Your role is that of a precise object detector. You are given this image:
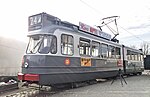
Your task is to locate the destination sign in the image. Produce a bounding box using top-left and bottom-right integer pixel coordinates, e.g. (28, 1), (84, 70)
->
(28, 14), (42, 31)
(79, 22), (111, 40)
(29, 14), (42, 26)
(28, 13), (60, 31)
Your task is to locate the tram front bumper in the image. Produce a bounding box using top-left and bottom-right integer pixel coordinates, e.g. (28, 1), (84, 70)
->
(18, 72), (39, 81)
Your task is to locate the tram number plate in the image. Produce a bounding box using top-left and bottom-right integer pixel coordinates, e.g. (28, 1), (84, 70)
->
(81, 58), (91, 66)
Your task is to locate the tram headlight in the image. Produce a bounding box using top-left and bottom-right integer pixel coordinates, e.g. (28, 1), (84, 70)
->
(24, 62), (29, 68)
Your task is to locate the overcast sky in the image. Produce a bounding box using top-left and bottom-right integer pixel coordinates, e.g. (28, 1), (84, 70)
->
(0, 0), (150, 47)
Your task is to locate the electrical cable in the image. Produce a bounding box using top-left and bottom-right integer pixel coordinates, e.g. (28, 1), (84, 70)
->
(80, 0), (150, 44)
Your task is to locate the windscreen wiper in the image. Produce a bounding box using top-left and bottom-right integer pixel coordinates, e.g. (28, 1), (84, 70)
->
(30, 37), (44, 53)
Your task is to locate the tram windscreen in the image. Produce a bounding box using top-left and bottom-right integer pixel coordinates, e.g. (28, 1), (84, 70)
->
(26, 35), (57, 54)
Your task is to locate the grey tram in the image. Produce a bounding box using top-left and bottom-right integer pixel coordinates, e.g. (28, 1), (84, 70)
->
(18, 12), (144, 86)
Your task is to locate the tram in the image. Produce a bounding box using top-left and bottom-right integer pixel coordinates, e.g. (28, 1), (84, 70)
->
(18, 12), (144, 86)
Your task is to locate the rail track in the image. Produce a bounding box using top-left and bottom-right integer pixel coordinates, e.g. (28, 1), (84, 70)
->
(0, 85), (39, 97)
(0, 79), (99, 97)
(0, 82), (76, 97)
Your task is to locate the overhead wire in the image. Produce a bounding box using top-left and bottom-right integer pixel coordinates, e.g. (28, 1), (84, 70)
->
(79, 0), (150, 44)
(119, 25), (150, 44)
(80, 0), (104, 16)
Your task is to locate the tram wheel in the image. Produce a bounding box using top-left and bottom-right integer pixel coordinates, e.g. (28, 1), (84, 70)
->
(138, 72), (142, 75)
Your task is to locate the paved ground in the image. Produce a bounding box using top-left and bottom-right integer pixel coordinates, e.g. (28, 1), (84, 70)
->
(38, 74), (150, 97)
(1, 74), (150, 97)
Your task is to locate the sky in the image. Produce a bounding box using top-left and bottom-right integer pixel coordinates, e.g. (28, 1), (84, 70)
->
(0, 0), (150, 48)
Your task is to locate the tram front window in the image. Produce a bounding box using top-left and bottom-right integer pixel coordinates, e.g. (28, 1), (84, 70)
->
(27, 35), (57, 54)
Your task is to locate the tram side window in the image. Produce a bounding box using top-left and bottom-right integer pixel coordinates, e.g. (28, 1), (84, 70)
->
(127, 50), (131, 60)
(131, 51), (135, 60)
(61, 34), (73, 55)
(79, 38), (90, 56)
(134, 53), (138, 61)
(91, 41), (100, 57)
(141, 54), (143, 61)
(116, 47), (121, 59)
(50, 36), (57, 54)
(101, 44), (108, 58)
(108, 46), (116, 59)
(138, 54), (141, 61)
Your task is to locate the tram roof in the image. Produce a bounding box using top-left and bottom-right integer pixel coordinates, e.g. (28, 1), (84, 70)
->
(28, 12), (112, 40)
(123, 45), (143, 53)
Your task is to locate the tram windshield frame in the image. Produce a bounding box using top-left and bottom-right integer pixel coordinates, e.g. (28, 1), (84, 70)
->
(26, 34), (57, 54)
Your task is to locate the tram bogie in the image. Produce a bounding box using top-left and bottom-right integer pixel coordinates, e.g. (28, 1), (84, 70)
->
(18, 12), (144, 86)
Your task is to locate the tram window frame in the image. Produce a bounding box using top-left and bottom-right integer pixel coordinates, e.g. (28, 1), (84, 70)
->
(79, 38), (91, 56)
(116, 47), (121, 59)
(38, 35), (57, 54)
(138, 54), (141, 61)
(101, 43), (108, 58)
(50, 36), (57, 54)
(61, 34), (74, 55)
(131, 51), (135, 60)
(91, 41), (100, 57)
(134, 53), (138, 61)
(27, 35), (57, 54)
(26, 35), (43, 54)
(108, 45), (116, 59)
(141, 54), (143, 61)
(127, 50), (131, 60)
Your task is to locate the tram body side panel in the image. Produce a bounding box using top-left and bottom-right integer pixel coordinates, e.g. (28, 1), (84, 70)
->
(22, 55), (119, 85)
(125, 60), (144, 74)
